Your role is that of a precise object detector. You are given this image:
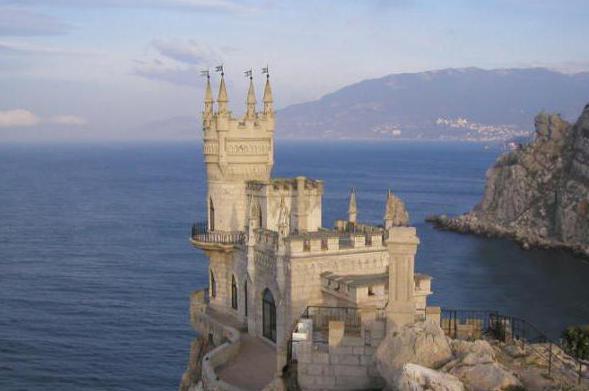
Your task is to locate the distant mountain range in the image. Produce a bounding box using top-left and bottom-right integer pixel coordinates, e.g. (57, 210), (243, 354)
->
(276, 67), (589, 142)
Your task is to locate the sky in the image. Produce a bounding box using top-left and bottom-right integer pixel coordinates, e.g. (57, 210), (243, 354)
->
(1, 0), (589, 141)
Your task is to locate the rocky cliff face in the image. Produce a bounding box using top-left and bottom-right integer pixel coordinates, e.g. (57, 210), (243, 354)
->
(429, 104), (589, 256)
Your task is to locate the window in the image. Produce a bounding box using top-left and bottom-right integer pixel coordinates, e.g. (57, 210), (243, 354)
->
(210, 270), (216, 298)
(231, 275), (238, 310)
(368, 286), (375, 296)
(262, 288), (276, 342)
(209, 198), (215, 231)
(321, 238), (328, 250)
(303, 239), (311, 252)
(244, 280), (248, 317)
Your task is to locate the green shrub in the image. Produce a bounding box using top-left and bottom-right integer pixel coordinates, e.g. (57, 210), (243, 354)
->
(561, 325), (589, 360)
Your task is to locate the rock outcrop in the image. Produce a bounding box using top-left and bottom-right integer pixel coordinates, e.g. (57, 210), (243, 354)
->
(376, 319), (454, 384)
(429, 104), (589, 257)
(396, 363), (465, 391)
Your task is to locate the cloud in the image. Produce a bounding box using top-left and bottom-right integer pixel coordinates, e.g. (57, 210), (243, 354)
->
(133, 39), (222, 86)
(0, 40), (96, 56)
(0, 0), (258, 14)
(0, 110), (87, 128)
(0, 109), (39, 127)
(49, 115), (87, 126)
(0, 7), (70, 36)
(151, 39), (222, 65)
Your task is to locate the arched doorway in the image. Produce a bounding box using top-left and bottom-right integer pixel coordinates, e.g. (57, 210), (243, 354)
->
(231, 275), (238, 310)
(209, 197), (215, 231)
(262, 288), (276, 342)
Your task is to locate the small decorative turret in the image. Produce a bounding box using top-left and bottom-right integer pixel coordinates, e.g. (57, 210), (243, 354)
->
(245, 69), (256, 120)
(216, 67), (228, 114)
(384, 189), (409, 229)
(262, 66), (273, 116)
(348, 187), (357, 224)
(202, 71), (213, 127)
(277, 196), (290, 238)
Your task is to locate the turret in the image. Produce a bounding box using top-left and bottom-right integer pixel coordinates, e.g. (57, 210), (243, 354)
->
(217, 72), (228, 114)
(348, 187), (357, 224)
(203, 73), (214, 128)
(246, 73), (256, 120)
(263, 71), (273, 116)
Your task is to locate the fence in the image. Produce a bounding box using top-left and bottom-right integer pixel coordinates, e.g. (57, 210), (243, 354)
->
(301, 306), (362, 342)
(191, 222), (245, 245)
(441, 309), (587, 385)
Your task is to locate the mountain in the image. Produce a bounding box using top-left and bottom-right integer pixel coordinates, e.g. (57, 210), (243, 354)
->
(276, 67), (589, 141)
(429, 104), (589, 256)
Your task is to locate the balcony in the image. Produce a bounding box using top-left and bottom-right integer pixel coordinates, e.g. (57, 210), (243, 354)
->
(190, 222), (245, 252)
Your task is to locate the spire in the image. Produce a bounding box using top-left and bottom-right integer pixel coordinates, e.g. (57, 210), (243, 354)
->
(204, 75), (213, 103)
(348, 187), (357, 223)
(245, 71), (256, 119)
(384, 189), (409, 229)
(216, 66), (228, 113)
(262, 67), (273, 115)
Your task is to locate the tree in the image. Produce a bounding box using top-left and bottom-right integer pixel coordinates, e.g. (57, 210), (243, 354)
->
(561, 325), (589, 360)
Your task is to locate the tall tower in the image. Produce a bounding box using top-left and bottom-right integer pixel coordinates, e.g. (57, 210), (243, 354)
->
(201, 68), (275, 232)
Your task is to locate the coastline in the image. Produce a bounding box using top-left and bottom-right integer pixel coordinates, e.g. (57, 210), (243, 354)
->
(426, 214), (589, 260)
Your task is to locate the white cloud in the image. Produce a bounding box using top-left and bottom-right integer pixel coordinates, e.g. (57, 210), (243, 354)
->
(0, 7), (70, 36)
(0, 109), (39, 127)
(49, 115), (87, 126)
(151, 38), (222, 65)
(0, 110), (88, 128)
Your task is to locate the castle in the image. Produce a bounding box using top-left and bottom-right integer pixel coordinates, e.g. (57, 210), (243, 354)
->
(188, 70), (438, 390)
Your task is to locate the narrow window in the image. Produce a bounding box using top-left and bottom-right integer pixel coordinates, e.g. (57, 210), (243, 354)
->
(209, 197), (215, 232)
(244, 280), (248, 317)
(368, 286), (375, 296)
(365, 234), (372, 246)
(262, 288), (276, 342)
(321, 238), (328, 250)
(210, 270), (216, 298)
(231, 275), (238, 310)
(303, 239), (311, 252)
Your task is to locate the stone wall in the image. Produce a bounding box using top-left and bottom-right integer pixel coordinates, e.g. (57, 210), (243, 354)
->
(296, 320), (386, 390)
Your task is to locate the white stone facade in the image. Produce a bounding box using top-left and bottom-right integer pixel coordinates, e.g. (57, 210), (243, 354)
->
(190, 72), (436, 390)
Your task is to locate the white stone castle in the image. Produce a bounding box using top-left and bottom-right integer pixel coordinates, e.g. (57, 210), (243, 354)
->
(188, 70), (438, 391)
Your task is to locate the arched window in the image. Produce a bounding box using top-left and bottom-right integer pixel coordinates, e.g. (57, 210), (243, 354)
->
(262, 288), (276, 342)
(244, 280), (248, 317)
(210, 270), (216, 298)
(231, 275), (238, 310)
(209, 197), (215, 231)
(257, 203), (263, 228)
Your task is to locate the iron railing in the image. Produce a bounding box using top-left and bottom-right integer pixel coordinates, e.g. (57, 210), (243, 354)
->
(191, 222), (245, 245)
(301, 306), (362, 342)
(441, 309), (588, 385)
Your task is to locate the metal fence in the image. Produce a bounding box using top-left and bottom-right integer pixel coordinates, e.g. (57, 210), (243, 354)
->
(191, 222), (245, 245)
(441, 309), (587, 385)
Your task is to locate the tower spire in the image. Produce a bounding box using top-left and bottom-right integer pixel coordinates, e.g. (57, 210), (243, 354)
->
(201, 70), (213, 128)
(216, 65), (228, 114)
(384, 189), (409, 229)
(245, 69), (256, 120)
(348, 187), (357, 224)
(262, 66), (273, 116)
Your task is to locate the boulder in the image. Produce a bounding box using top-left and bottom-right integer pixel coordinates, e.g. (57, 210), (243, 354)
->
(376, 320), (453, 386)
(396, 363), (465, 391)
(449, 362), (521, 391)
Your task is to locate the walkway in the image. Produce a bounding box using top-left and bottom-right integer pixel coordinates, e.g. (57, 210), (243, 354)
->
(206, 308), (276, 390)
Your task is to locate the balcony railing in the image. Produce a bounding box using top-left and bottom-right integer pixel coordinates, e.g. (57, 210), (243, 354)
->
(191, 222), (245, 245)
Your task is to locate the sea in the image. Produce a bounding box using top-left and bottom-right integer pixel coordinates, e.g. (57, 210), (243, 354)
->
(1, 141), (588, 391)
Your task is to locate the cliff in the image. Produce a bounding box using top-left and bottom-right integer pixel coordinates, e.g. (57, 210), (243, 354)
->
(429, 103), (589, 256)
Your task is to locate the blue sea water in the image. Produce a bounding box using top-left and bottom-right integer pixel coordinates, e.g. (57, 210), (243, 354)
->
(1, 141), (588, 391)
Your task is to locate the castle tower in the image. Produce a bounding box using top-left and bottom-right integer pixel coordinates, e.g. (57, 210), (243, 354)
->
(201, 69), (275, 232)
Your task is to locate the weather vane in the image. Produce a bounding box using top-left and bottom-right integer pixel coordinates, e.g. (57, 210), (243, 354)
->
(262, 65), (270, 79)
(215, 64), (224, 76)
(200, 69), (210, 79)
(244, 69), (253, 79)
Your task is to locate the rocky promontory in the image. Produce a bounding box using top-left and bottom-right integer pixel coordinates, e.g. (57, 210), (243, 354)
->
(429, 103), (589, 257)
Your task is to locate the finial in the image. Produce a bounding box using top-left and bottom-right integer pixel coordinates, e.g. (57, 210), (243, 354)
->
(215, 64), (224, 77)
(200, 69), (210, 79)
(262, 65), (270, 80)
(244, 68), (253, 80)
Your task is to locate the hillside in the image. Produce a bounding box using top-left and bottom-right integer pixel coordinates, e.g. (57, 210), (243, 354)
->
(276, 68), (589, 141)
